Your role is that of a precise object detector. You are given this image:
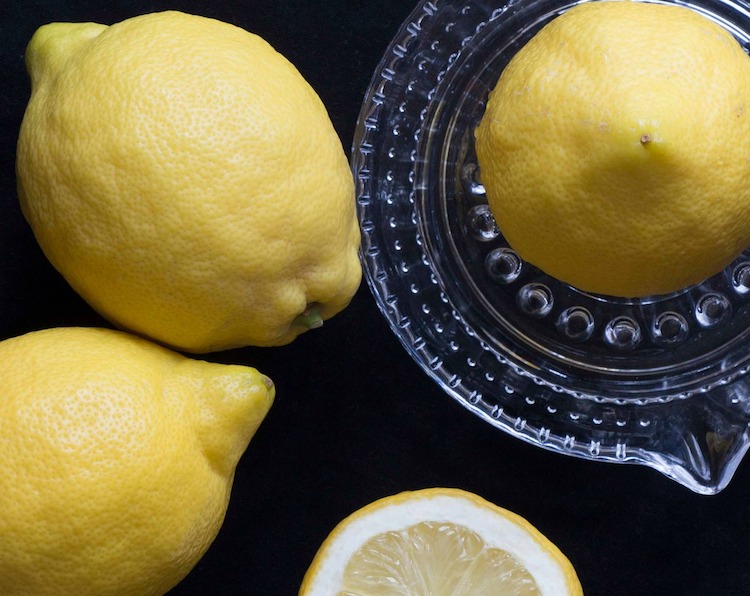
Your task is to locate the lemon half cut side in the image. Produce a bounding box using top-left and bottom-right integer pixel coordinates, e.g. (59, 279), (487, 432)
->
(300, 488), (582, 595)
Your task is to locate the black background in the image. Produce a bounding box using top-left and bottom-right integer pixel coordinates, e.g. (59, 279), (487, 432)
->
(2, 1), (750, 595)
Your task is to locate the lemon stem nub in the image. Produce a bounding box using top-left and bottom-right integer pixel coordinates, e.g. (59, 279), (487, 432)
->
(640, 133), (653, 145)
(294, 304), (324, 330)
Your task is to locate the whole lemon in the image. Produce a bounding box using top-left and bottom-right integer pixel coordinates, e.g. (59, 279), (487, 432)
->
(475, 1), (750, 297)
(16, 11), (361, 353)
(0, 327), (274, 596)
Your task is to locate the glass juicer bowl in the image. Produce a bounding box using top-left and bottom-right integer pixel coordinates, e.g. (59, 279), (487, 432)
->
(353, 0), (750, 494)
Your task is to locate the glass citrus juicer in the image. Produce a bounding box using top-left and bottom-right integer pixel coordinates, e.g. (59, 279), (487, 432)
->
(353, 0), (750, 494)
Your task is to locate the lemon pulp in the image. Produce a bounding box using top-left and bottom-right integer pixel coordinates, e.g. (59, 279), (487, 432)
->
(341, 521), (539, 595)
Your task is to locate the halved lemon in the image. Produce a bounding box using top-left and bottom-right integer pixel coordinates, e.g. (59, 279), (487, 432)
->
(300, 487), (582, 595)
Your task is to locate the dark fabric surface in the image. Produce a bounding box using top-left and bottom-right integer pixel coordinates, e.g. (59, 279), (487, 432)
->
(2, 1), (750, 594)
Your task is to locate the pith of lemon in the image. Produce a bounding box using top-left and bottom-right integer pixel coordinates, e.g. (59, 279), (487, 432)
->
(16, 11), (361, 353)
(299, 487), (582, 595)
(475, 1), (750, 297)
(0, 327), (274, 596)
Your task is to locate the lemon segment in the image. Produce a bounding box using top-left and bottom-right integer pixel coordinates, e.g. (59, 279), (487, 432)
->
(300, 488), (582, 596)
(475, 1), (750, 297)
(17, 11), (361, 353)
(341, 521), (540, 595)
